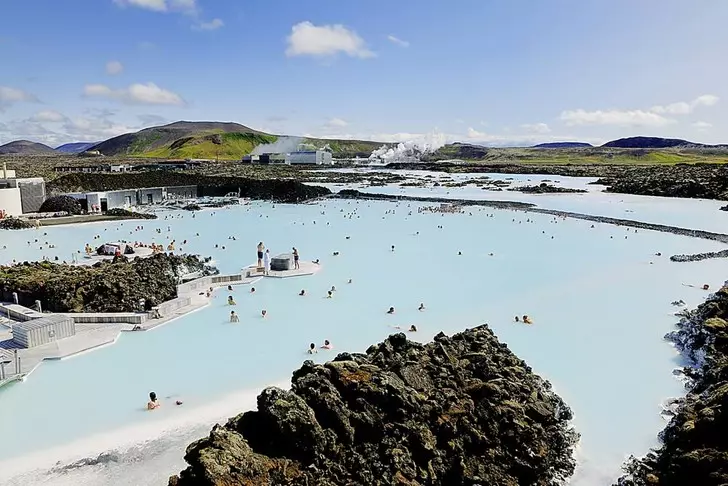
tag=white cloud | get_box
[0,86,38,110]
[692,121,712,131]
[521,123,551,134]
[560,109,675,127]
[326,117,349,128]
[387,35,410,48]
[652,94,719,114]
[30,110,66,123]
[285,21,375,59]
[113,0,197,14]
[83,82,185,105]
[193,18,223,31]
[0,110,138,146]
[106,60,124,75]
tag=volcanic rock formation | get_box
[170,325,578,486]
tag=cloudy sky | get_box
[0,0,725,147]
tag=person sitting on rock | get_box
[523,315,532,324]
[308,343,318,354]
[227,296,236,305]
[147,392,160,411]
[230,311,239,322]
[387,306,395,314]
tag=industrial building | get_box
[241,150,333,165]
[68,185,198,211]
[0,163,47,216]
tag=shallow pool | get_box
[0,190,726,485]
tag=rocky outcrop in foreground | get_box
[0,253,217,312]
[618,284,728,486]
[170,325,579,486]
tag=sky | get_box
[0,0,726,148]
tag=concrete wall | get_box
[105,190,137,209]
[0,188,23,216]
[138,188,164,205]
[287,151,333,165]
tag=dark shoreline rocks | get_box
[507,183,587,194]
[0,217,35,230]
[170,325,579,486]
[104,208,157,220]
[670,249,728,262]
[47,172,331,203]
[384,162,728,201]
[39,194,83,214]
[617,284,728,486]
[0,253,217,312]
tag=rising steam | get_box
[368,130,448,163]
[251,136,306,155]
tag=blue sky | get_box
[0,0,726,147]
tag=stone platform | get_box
[244,260,320,279]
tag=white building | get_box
[0,163,45,216]
[286,150,333,165]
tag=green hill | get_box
[88,121,386,160]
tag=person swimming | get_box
[308,343,318,354]
[348,278,353,284]
[147,392,160,410]
[703,284,710,290]
[523,315,532,324]
[230,311,239,322]
[250,287,256,293]
[409,325,417,332]
[514,316,520,322]
[387,307,395,314]
[261,309,267,318]
[418,303,425,311]
[327,290,333,298]
[228,296,236,305]
[227,285,233,291]
[330,285,336,293]
[299,289,306,296]
[321,339,332,349]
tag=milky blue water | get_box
[0,182,727,486]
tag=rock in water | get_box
[170,325,578,486]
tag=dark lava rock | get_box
[39,195,83,215]
[0,253,217,312]
[170,325,578,486]
[721,205,728,211]
[618,284,728,486]
[507,183,587,194]
[0,217,34,230]
[105,208,157,220]
[182,204,201,211]
[48,172,331,203]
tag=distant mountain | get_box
[87,120,386,159]
[533,142,593,149]
[0,140,57,155]
[55,142,99,154]
[602,136,695,149]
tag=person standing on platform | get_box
[263,248,271,275]
[257,242,265,268]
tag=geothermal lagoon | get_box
[1,174,728,485]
